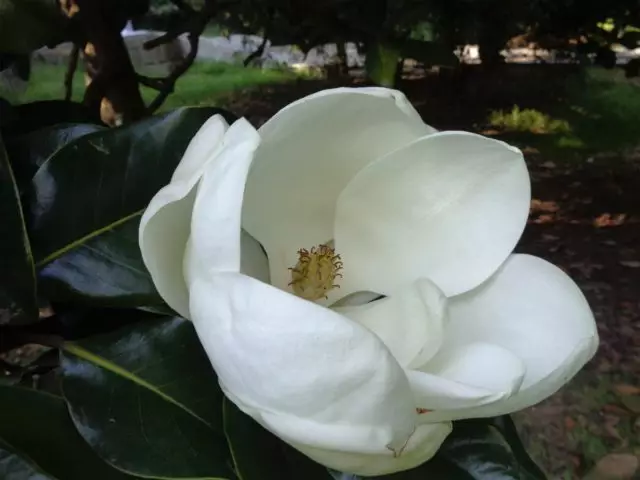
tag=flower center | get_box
[289,244,343,301]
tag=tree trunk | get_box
[62,0,146,125]
[365,41,400,87]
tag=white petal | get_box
[406,342,525,416]
[330,291,382,308]
[139,115,230,318]
[334,278,446,368]
[335,131,530,298]
[185,118,260,281]
[240,230,270,283]
[424,254,598,420]
[189,272,421,472]
[272,419,452,476]
[242,87,435,293]
[171,114,230,183]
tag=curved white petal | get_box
[171,114,230,183]
[272,418,452,476]
[240,230,270,283]
[184,118,260,282]
[406,342,525,417]
[189,271,422,474]
[242,87,435,294]
[334,278,446,368]
[139,115,230,318]
[335,131,530,298]
[421,254,598,421]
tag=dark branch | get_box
[65,43,81,101]
[244,35,269,67]
[143,26,188,50]
[144,0,218,113]
[145,31,200,113]
[136,74,165,89]
[243,8,273,67]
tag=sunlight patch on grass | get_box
[488,67,640,154]
[489,106,571,134]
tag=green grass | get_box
[489,106,571,135]
[488,67,640,154]
[3,60,298,111]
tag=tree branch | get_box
[243,7,274,67]
[64,43,80,101]
[143,26,188,50]
[145,31,200,113]
[136,74,165,89]
[244,34,269,67]
[143,0,218,114]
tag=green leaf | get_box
[414,419,546,479]
[489,416,547,479]
[0,442,54,480]
[0,132,37,323]
[0,101,104,137]
[0,385,144,479]
[223,397,332,480]
[5,123,107,191]
[28,107,235,307]
[38,216,161,307]
[0,0,68,54]
[1,307,167,343]
[61,316,234,479]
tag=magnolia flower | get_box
[139,88,598,476]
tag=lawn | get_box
[2,60,299,111]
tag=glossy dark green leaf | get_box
[0,442,54,480]
[28,107,235,307]
[61,316,234,479]
[488,416,547,479]
[223,397,331,480]
[0,307,162,350]
[0,101,103,137]
[0,132,37,324]
[416,419,545,479]
[5,123,106,191]
[0,385,144,480]
[38,215,161,307]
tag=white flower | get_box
[139,88,598,476]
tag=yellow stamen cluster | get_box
[289,244,343,301]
